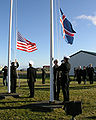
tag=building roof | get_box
[70,50,96,58]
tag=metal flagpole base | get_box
[49,101,55,105]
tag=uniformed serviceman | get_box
[57,56,71,103]
[41,67,46,84]
[11,59,19,93]
[2,66,8,86]
[27,61,36,98]
[77,66,82,84]
[82,66,87,84]
[87,64,94,84]
[53,59,59,100]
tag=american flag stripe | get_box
[17,44,37,50]
[17,47,37,53]
[16,45,37,52]
[16,43,37,51]
[16,32,37,53]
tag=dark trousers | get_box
[57,80,60,100]
[42,77,45,84]
[62,82,69,102]
[3,76,8,86]
[11,78,16,93]
[89,75,93,84]
[82,76,86,84]
[29,81,34,97]
[54,79,60,100]
[54,83,56,100]
[77,76,81,84]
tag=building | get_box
[69,50,96,75]
[43,65,50,71]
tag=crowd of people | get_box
[1,57,95,104]
[74,64,95,84]
[1,56,71,104]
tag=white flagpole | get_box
[8,0,13,93]
[50,0,54,102]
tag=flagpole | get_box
[50,0,54,102]
[8,0,13,93]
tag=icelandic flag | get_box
[60,8,76,45]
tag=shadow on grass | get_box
[70,84,96,90]
[35,84,50,87]
[35,88,50,91]
[17,83,50,88]
[86,116,96,119]
[0,100,38,104]
[19,87,50,91]
[0,101,62,112]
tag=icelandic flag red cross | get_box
[60,8,76,45]
[16,32,37,52]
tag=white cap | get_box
[64,55,70,59]
[29,60,34,65]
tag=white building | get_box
[69,50,96,75]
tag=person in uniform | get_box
[2,66,8,86]
[53,59,59,100]
[87,64,94,84]
[27,61,36,98]
[11,59,19,93]
[41,67,46,84]
[57,56,71,103]
[82,66,87,84]
[77,66,82,84]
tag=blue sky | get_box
[0,0,96,68]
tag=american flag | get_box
[16,32,37,52]
[60,8,76,45]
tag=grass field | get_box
[0,78,96,120]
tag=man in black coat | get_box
[87,64,94,84]
[53,59,59,100]
[27,61,36,98]
[41,67,46,84]
[2,66,8,86]
[82,66,87,84]
[76,66,82,84]
[11,59,19,93]
[57,56,71,103]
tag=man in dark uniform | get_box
[2,66,8,86]
[57,56,71,103]
[27,61,36,98]
[11,59,19,93]
[82,66,87,84]
[53,59,59,100]
[76,66,82,84]
[87,64,94,84]
[41,67,46,84]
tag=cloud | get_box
[76,15,96,25]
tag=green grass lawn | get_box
[0,78,96,120]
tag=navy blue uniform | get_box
[41,68,46,84]
[11,62,19,93]
[57,61,71,102]
[87,67,94,84]
[2,66,8,86]
[27,66,36,97]
[53,64,59,100]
